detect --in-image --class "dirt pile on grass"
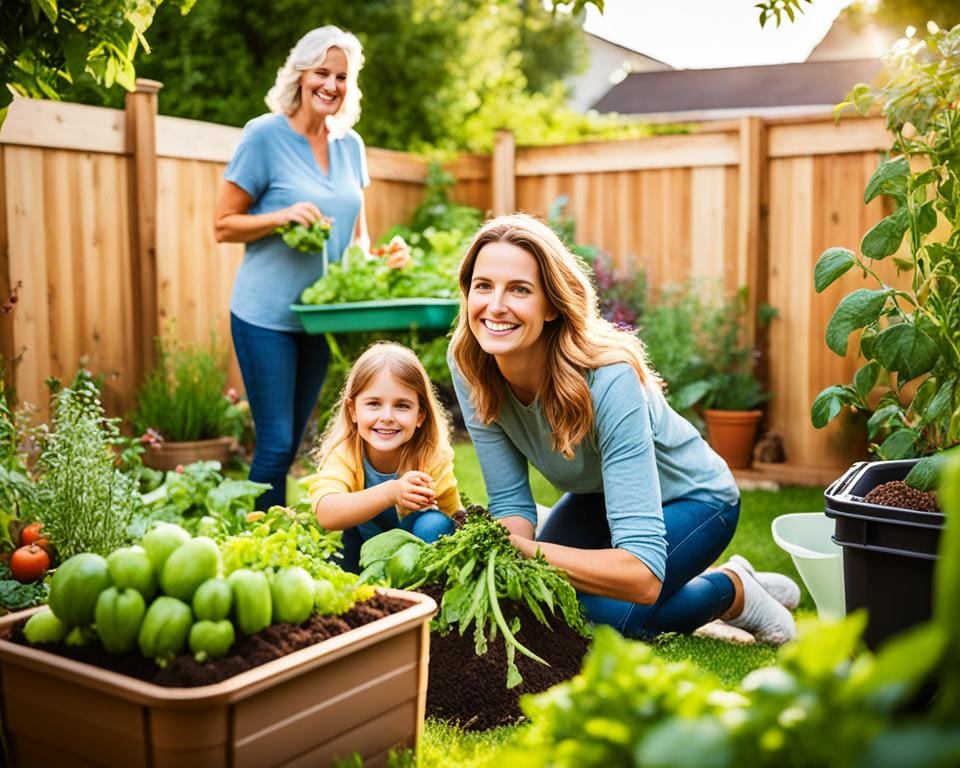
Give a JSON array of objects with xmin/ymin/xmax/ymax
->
[{"xmin": 422, "ymin": 584, "xmax": 590, "ymax": 731}]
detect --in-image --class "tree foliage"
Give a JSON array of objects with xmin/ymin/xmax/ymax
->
[
  {"xmin": 59, "ymin": 0, "xmax": 661, "ymax": 153},
  {"xmin": 0, "ymin": 0, "xmax": 196, "ymax": 126}
]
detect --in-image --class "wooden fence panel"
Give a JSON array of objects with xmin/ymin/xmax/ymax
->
[{"xmin": 0, "ymin": 94, "xmax": 906, "ymax": 478}]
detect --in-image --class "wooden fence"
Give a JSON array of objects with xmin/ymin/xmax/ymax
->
[{"xmin": 0, "ymin": 82, "xmax": 901, "ymax": 481}]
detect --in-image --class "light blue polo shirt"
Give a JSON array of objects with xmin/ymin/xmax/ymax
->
[
  {"xmin": 450, "ymin": 360, "xmax": 739, "ymax": 582},
  {"xmin": 225, "ymin": 113, "xmax": 370, "ymax": 331}
]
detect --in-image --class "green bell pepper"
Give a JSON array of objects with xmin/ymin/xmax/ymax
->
[
  {"xmin": 23, "ymin": 608, "xmax": 68, "ymax": 645},
  {"xmin": 189, "ymin": 620, "xmax": 235, "ymax": 663},
  {"xmin": 192, "ymin": 577, "xmax": 233, "ymax": 621},
  {"xmin": 138, "ymin": 596, "xmax": 193, "ymax": 665},
  {"xmin": 48, "ymin": 553, "xmax": 112, "ymax": 627},
  {"xmin": 227, "ymin": 569, "xmax": 272, "ymax": 635},
  {"xmin": 270, "ymin": 566, "xmax": 315, "ymax": 625},
  {"xmin": 95, "ymin": 587, "xmax": 147, "ymax": 654}
]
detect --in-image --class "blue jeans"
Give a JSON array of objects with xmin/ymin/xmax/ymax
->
[
  {"xmin": 538, "ymin": 493, "xmax": 740, "ymax": 638},
  {"xmin": 231, "ymin": 313, "xmax": 330, "ymax": 509},
  {"xmin": 338, "ymin": 509, "xmax": 456, "ymax": 574}
]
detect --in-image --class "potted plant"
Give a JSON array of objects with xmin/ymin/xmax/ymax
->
[
  {"xmin": 811, "ymin": 26, "xmax": 959, "ymax": 647},
  {"xmin": 671, "ymin": 287, "xmax": 773, "ymax": 470},
  {"xmin": 131, "ymin": 328, "xmax": 245, "ymax": 472}
]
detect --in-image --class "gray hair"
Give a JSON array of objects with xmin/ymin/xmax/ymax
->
[{"xmin": 265, "ymin": 26, "xmax": 364, "ymax": 138}]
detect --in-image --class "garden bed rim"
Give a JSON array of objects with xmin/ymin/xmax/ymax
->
[{"xmin": 0, "ymin": 588, "xmax": 436, "ymax": 707}]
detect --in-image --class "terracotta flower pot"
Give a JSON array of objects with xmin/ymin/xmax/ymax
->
[
  {"xmin": 0, "ymin": 589, "xmax": 436, "ymax": 768},
  {"xmin": 143, "ymin": 436, "xmax": 235, "ymax": 472},
  {"xmin": 703, "ymin": 409, "xmax": 763, "ymax": 470}
]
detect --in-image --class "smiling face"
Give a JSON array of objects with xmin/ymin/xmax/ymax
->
[
  {"xmin": 298, "ymin": 46, "xmax": 348, "ymax": 118},
  {"xmin": 347, "ymin": 367, "xmax": 424, "ymax": 471},
  {"xmin": 467, "ymin": 241, "xmax": 559, "ymax": 366}
]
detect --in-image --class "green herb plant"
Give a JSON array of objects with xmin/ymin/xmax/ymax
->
[
  {"xmin": 812, "ymin": 26, "xmax": 960, "ymax": 488},
  {"xmin": 276, "ymin": 215, "xmax": 333, "ymax": 253},
  {"xmin": 131, "ymin": 327, "xmax": 243, "ymax": 443},
  {"xmin": 0, "ymin": 386, "xmax": 37, "ymax": 552},
  {"xmin": 359, "ymin": 507, "xmax": 588, "ymax": 689},
  {"xmin": 31, "ymin": 370, "xmax": 140, "ymax": 559}
]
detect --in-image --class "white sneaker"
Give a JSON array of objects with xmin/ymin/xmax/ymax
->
[
  {"xmin": 728, "ymin": 554, "xmax": 801, "ymax": 612},
  {"xmin": 721, "ymin": 561, "xmax": 797, "ymax": 645}
]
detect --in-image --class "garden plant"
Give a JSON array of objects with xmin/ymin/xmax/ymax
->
[{"xmin": 812, "ymin": 24, "xmax": 960, "ymax": 488}]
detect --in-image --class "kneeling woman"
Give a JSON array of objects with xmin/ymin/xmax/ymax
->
[{"xmin": 448, "ymin": 213, "xmax": 797, "ymax": 643}]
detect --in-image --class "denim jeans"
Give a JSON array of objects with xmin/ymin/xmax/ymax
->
[
  {"xmin": 230, "ymin": 313, "xmax": 330, "ymax": 509},
  {"xmin": 338, "ymin": 508, "xmax": 456, "ymax": 574},
  {"xmin": 538, "ymin": 493, "xmax": 740, "ymax": 638}
]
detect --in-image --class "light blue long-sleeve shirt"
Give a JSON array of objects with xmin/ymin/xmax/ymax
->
[{"xmin": 450, "ymin": 360, "xmax": 739, "ymax": 581}]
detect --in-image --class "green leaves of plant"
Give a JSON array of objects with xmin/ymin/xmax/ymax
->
[
  {"xmin": 811, "ymin": 385, "xmax": 854, "ymax": 428},
  {"xmin": 864, "ymin": 156, "xmax": 909, "ymax": 204},
  {"xmin": 874, "ymin": 323, "xmax": 939, "ymax": 382},
  {"xmin": 814, "ymin": 248, "xmax": 855, "ymax": 293},
  {"xmin": 825, "ymin": 288, "xmax": 888, "ymax": 356},
  {"xmin": 861, "ymin": 208, "xmax": 909, "ymax": 260}
]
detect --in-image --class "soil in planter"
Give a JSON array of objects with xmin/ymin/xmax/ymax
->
[
  {"xmin": 421, "ymin": 584, "xmax": 591, "ymax": 731},
  {"xmin": 2, "ymin": 593, "xmax": 412, "ymax": 687},
  {"xmin": 863, "ymin": 480, "xmax": 940, "ymax": 514}
]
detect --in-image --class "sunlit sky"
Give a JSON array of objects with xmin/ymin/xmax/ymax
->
[{"xmin": 582, "ymin": 0, "xmax": 856, "ymax": 69}]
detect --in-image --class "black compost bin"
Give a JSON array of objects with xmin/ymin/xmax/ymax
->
[{"xmin": 824, "ymin": 459, "xmax": 944, "ymax": 650}]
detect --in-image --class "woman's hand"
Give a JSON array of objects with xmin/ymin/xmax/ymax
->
[
  {"xmin": 509, "ymin": 533, "xmax": 538, "ymax": 558},
  {"xmin": 278, "ymin": 201, "xmax": 324, "ymax": 227},
  {"xmin": 393, "ymin": 471, "xmax": 437, "ymax": 511}
]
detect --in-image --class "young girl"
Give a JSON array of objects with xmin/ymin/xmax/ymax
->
[
  {"xmin": 448, "ymin": 213, "xmax": 797, "ymax": 644},
  {"xmin": 310, "ymin": 342, "xmax": 461, "ymax": 572}
]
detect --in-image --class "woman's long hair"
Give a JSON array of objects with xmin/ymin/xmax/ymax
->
[
  {"xmin": 317, "ymin": 342, "xmax": 453, "ymax": 473},
  {"xmin": 265, "ymin": 26, "xmax": 364, "ymax": 139},
  {"xmin": 450, "ymin": 213, "xmax": 659, "ymax": 459}
]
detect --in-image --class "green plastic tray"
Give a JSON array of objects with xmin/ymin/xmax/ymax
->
[{"xmin": 291, "ymin": 298, "xmax": 460, "ymax": 334}]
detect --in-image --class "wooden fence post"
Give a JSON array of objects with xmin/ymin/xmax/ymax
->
[
  {"xmin": 126, "ymin": 79, "xmax": 163, "ymax": 388},
  {"xmin": 0, "ymin": 146, "xmax": 15, "ymax": 391},
  {"xmin": 737, "ymin": 116, "xmax": 769, "ymax": 388},
  {"xmin": 492, "ymin": 130, "xmax": 516, "ymax": 215}
]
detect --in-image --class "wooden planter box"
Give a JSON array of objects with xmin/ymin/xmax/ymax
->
[
  {"xmin": 142, "ymin": 436, "xmax": 235, "ymax": 472},
  {"xmin": 0, "ymin": 589, "xmax": 436, "ymax": 768}
]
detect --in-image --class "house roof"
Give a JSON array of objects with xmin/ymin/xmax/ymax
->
[{"xmin": 591, "ymin": 58, "xmax": 884, "ymax": 116}]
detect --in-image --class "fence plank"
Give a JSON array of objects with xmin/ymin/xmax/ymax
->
[{"xmin": 0, "ymin": 99, "xmax": 126, "ymax": 155}]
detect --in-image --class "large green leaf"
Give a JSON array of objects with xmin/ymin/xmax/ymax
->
[
  {"xmin": 814, "ymin": 247, "xmax": 856, "ymax": 293},
  {"xmin": 864, "ymin": 156, "xmax": 909, "ymax": 204},
  {"xmin": 925, "ymin": 380, "xmax": 954, "ymax": 424},
  {"xmin": 853, "ymin": 361, "xmax": 880, "ymax": 400},
  {"xmin": 861, "ymin": 209, "xmax": 909, "ymax": 260},
  {"xmin": 917, "ymin": 200, "xmax": 939, "ymax": 236},
  {"xmin": 825, "ymin": 289, "xmax": 888, "ymax": 356},
  {"xmin": 904, "ymin": 447, "xmax": 960, "ymax": 491},
  {"xmin": 867, "ymin": 403, "xmax": 904, "ymax": 439},
  {"xmin": 874, "ymin": 323, "xmax": 939, "ymax": 382},
  {"xmin": 877, "ymin": 428, "xmax": 919, "ymax": 459},
  {"xmin": 811, "ymin": 385, "xmax": 853, "ymax": 428}
]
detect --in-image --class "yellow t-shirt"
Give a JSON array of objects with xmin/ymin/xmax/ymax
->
[{"xmin": 308, "ymin": 440, "xmax": 462, "ymax": 518}]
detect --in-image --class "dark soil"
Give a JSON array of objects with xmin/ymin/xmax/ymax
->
[
  {"xmin": 421, "ymin": 584, "xmax": 591, "ymax": 731},
  {"xmin": 863, "ymin": 480, "xmax": 940, "ymax": 514},
  {"xmin": 2, "ymin": 593, "xmax": 412, "ymax": 687}
]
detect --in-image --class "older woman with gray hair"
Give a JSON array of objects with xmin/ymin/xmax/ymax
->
[{"xmin": 215, "ymin": 26, "xmax": 370, "ymax": 509}]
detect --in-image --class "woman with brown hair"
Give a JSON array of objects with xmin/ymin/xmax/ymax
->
[{"xmin": 448, "ymin": 213, "xmax": 798, "ymax": 643}]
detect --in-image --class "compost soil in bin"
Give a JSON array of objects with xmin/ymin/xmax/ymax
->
[
  {"xmin": 421, "ymin": 584, "xmax": 590, "ymax": 731},
  {"xmin": 2, "ymin": 593, "xmax": 412, "ymax": 687}
]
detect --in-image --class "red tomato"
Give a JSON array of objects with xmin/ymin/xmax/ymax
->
[
  {"xmin": 20, "ymin": 521, "xmax": 48, "ymax": 550},
  {"xmin": 10, "ymin": 544, "xmax": 50, "ymax": 583}
]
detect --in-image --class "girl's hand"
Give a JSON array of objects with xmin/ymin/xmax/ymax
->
[
  {"xmin": 394, "ymin": 471, "xmax": 437, "ymax": 511},
  {"xmin": 278, "ymin": 201, "xmax": 323, "ymax": 227}
]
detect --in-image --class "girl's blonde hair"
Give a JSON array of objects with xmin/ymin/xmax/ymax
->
[
  {"xmin": 318, "ymin": 342, "xmax": 454, "ymax": 473},
  {"xmin": 265, "ymin": 26, "xmax": 364, "ymax": 139},
  {"xmin": 450, "ymin": 213, "xmax": 660, "ymax": 459}
]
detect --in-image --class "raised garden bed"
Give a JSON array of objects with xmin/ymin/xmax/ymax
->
[{"xmin": 0, "ymin": 589, "xmax": 435, "ymax": 768}]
